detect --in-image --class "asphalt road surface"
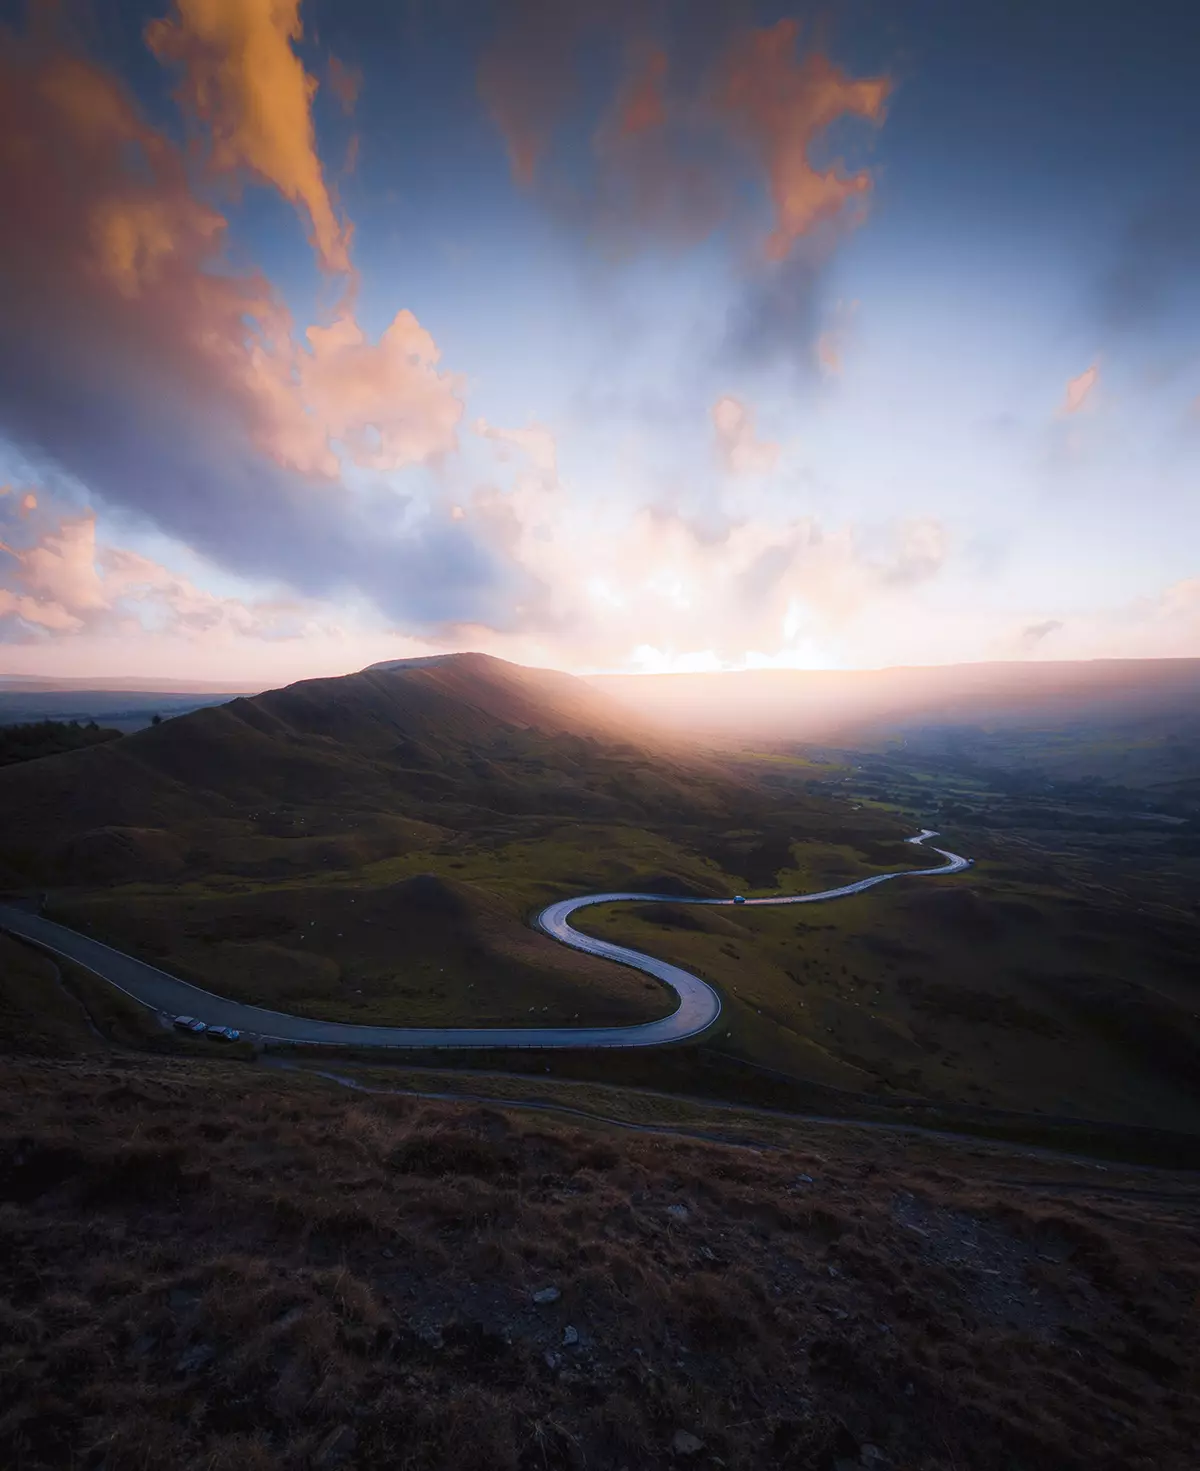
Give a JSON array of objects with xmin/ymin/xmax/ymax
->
[{"xmin": 0, "ymin": 830, "xmax": 968, "ymax": 1050}]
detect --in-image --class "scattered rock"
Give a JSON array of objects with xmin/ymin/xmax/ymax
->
[
  {"xmin": 544, "ymin": 1350, "xmax": 562, "ymax": 1370},
  {"xmin": 562, "ymin": 1325, "xmax": 579, "ymax": 1346},
  {"xmin": 672, "ymin": 1429, "xmax": 705, "ymax": 1457},
  {"xmin": 860, "ymin": 1447, "xmax": 890, "ymax": 1467},
  {"xmin": 169, "ymin": 1288, "xmax": 199, "ymax": 1312},
  {"xmin": 175, "ymin": 1343, "xmax": 214, "ymax": 1374},
  {"xmin": 314, "ymin": 1423, "xmax": 357, "ymax": 1467},
  {"xmin": 382, "ymin": 1247, "xmax": 395, "ymax": 1259},
  {"xmin": 131, "ymin": 1333, "xmax": 156, "ymax": 1357},
  {"xmin": 666, "ymin": 1204, "xmax": 690, "ymax": 1222},
  {"xmin": 532, "ymin": 1286, "xmax": 561, "ymax": 1305}
]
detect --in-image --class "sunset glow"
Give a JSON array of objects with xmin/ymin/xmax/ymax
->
[{"xmin": 0, "ymin": 1, "xmax": 1197, "ymax": 683}]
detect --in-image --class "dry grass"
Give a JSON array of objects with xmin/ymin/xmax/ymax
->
[{"xmin": 1, "ymin": 1055, "xmax": 1197, "ymax": 1470}]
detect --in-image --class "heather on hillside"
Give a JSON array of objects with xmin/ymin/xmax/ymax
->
[{"xmin": 1, "ymin": 1056, "xmax": 1197, "ymax": 1471}]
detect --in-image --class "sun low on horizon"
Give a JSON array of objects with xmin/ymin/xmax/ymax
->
[{"xmin": 0, "ymin": 0, "xmax": 1197, "ymax": 686}]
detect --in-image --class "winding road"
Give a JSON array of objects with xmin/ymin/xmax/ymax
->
[{"xmin": 0, "ymin": 830, "xmax": 968, "ymax": 1050}]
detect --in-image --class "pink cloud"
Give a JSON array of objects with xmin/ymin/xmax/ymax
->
[
  {"xmin": 719, "ymin": 21, "xmax": 889, "ymax": 261},
  {"xmin": 474, "ymin": 418, "xmax": 558, "ymax": 477},
  {"xmin": 1060, "ymin": 362, "xmax": 1099, "ymax": 415},
  {"xmin": 250, "ymin": 312, "xmax": 464, "ymax": 478},
  {"xmin": 0, "ymin": 504, "xmax": 323, "ymax": 645},
  {"xmin": 711, "ymin": 396, "xmax": 780, "ymax": 475}
]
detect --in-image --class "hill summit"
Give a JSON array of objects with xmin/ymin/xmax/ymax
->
[{"xmin": 0, "ymin": 653, "xmax": 739, "ymax": 888}]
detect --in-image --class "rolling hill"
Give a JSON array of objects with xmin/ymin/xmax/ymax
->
[{"xmin": 0, "ymin": 653, "xmax": 921, "ymax": 1033}]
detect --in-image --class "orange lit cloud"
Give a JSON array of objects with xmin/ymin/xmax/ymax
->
[
  {"xmin": 616, "ymin": 46, "xmax": 667, "ymax": 138},
  {"xmin": 478, "ymin": 13, "xmax": 888, "ymax": 272},
  {"xmin": 711, "ymin": 396, "xmax": 779, "ymax": 475},
  {"xmin": 327, "ymin": 54, "xmax": 362, "ymax": 115},
  {"xmin": 1060, "ymin": 362, "xmax": 1099, "ymax": 415},
  {"xmin": 0, "ymin": 22, "xmax": 485, "ymax": 630},
  {"xmin": 720, "ymin": 20, "xmax": 889, "ymax": 260},
  {"xmin": 146, "ymin": 0, "xmax": 352, "ymax": 273},
  {"xmin": 477, "ymin": 0, "xmax": 584, "ymax": 187},
  {"xmin": 0, "ymin": 27, "xmax": 460, "ymax": 479}
]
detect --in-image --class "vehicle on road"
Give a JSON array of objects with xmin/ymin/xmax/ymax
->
[
  {"xmin": 733, "ymin": 895, "xmax": 746, "ymax": 904},
  {"xmin": 173, "ymin": 1015, "xmax": 206, "ymax": 1034},
  {"xmin": 205, "ymin": 1025, "xmax": 240, "ymax": 1042}
]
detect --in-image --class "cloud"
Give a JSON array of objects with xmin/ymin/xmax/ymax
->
[
  {"xmin": 817, "ymin": 332, "xmax": 841, "ymax": 376},
  {"xmin": 614, "ymin": 45, "xmax": 667, "ymax": 138},
  {"xmin": 1005, "ymin": 580, "xmax": 1200, "ymax": 664},
  {"xmin": 476, "ymin": 0, "xmax": 590, "ymax": 188},
  {"xmin": 877, "ymin": 519, "xmax": 948, "ymax": 587},
  {"xmin": 1021, "ymin": 618, "xmax": 1063, "ymax": 648},
  {"xmin": 718, "ymin": 20, "xmax": 889, "ymax": 262},
  {"xmin": 327, "ymin": 54, "xmax": 362, "ymax": 116},
  {"xmin": 146, "ymin": 0, "xmax": 352, "ymax": 273},
  {"xmin": 474, "ymin": 419, "xmax": 558, "ymax": 478},
  {"xmin": 0, "ymin": 23, "xmax": 495, "ymax": 632},
  {"xmin": 0, "ymin": 502, "xmax": 316, "ymax": 644},
  {"xmin": 710, "ymin": 396, "xmax": 779, "ymax": 475},
  {"xmin": 448, "ymin": 425, "xmax": 948, "ymax": 669},
  {"xmin": 250, "ymin": 312, "xmax": 464, "ymax": 478},
  {"xmin": 478, "ymin": 10, "xmax": 889, "ymax": 273},
  {"xmin": 1060, "ymin": 363, "xmax": 1099, "ymax": 416},
  {"xmin": 725, "ymin": 247, "xmax": 825, "ymax": 372}
]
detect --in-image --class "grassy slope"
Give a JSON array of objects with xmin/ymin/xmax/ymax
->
[
  {"xmin": 0, "ymin": 655, "xmax": 919, "ymax": 1030},
  {"xmin": 575, "ymin": 842, "xmax": 1200, "ymax": 1134},
  {"xmin": 1, "ymin": 1054, "xmax": 1197, "ymax": 1471}
]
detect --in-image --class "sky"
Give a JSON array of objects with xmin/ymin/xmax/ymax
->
[{"xmin": 0, "ymin": 0, "xmax": 1198, "ymax": 684}]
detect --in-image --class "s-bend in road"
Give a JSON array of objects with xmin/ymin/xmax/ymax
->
[{"xmin": 0, "ymin": 830, "xmax": 969, "ymax": 1050}]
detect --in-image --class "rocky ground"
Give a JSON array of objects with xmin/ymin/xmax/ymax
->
[{"xmin": 1, "ymin": 1055, "xmax": 1198, "ymax": 1470}]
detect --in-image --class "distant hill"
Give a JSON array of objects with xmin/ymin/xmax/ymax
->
[
  {"xmin": 592, "ymin": 658, "xmax": 1200, "ymax": 745},
  {"xmin": 0, "ymin": 675, "xmax": 261, "ymax": 693},
  {"xmin": 0, "ymin": 652, "xmax": 819, "ymax": 888}
]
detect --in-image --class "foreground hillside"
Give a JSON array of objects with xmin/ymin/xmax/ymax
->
[{"xmin": 1, "ymin": 1053, "xmax": 1197, "ymax": 1471}]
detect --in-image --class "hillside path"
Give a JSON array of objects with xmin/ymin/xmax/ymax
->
[{"xmin": 0, "ymin": 831, "xmax": 968, "ymax": 1050}]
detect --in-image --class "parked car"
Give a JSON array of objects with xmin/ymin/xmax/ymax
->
[
  {"xmin": 173, "ymin": 1015, "xmax": 206, "ymax": 1034},
  {"xmin": 205, "ymin": 1025, "xmax": 240, "ymax": 1042}
]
